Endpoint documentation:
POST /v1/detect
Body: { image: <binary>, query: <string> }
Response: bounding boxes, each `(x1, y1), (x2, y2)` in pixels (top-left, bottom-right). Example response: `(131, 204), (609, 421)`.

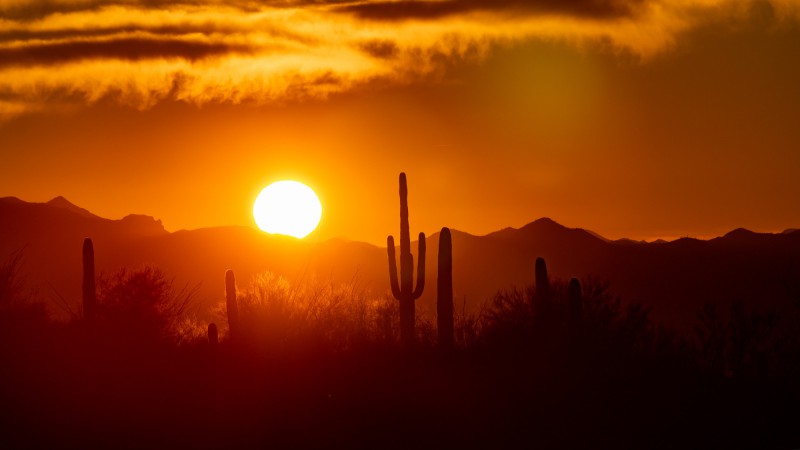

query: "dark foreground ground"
(2, 311), (798, 450)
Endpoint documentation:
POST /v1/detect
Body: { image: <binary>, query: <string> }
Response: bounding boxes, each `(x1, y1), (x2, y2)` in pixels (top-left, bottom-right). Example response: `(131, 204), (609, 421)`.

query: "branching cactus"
(568, 277), (583, 324)
(437, 227), (454, 350)
(82, 237), (96, 325)
(225, 269), (239, 340)
(387, 172), (426, 345)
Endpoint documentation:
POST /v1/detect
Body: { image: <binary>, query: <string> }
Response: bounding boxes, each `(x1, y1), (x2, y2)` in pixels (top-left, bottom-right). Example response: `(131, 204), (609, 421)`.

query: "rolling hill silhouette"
(2, 197), (798, 329)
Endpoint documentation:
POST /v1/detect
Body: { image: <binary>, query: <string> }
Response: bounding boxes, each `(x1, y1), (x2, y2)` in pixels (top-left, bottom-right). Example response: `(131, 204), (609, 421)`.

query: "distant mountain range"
(2, 196), (799, 331)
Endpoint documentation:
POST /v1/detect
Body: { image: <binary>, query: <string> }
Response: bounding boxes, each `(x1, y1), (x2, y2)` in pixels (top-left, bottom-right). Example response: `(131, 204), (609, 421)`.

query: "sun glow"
(253, 181), (322, 238)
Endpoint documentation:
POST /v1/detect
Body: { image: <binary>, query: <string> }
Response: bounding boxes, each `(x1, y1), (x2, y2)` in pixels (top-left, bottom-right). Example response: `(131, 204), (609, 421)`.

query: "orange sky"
(1, 0), (799, 245)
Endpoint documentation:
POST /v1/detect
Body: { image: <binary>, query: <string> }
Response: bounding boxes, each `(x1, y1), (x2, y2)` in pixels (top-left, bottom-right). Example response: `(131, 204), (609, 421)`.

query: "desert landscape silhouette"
(1, 172), (799, 448)
(3, 0), (800, 447)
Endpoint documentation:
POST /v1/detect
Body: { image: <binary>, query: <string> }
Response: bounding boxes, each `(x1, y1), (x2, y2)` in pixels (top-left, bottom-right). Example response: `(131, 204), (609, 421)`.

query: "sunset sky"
(1, 0), (799, 244)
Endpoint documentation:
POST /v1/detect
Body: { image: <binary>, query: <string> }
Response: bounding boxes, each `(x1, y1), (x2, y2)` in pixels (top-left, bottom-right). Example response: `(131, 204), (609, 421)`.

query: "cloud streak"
(0, 37), (256, 68)
(0, 0), (795, 117)
(336, 0), (646, 21)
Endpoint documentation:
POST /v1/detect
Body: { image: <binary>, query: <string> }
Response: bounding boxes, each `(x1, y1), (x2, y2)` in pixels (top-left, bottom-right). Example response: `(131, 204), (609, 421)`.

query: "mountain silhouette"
(45, 196), (100, 219)
(1, 197), (798, 329)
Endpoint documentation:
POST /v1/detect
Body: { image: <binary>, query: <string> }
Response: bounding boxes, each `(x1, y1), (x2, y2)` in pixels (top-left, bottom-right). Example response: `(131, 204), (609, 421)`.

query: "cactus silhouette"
(225, 269), (239, 340)
(208, 322), (219, 348)
(82, 237), (96, 325)
(438, 227), (454, 350)
(568, 277), (582, 324)
(535, 257), (550, 300)
(387, 172), (426, 345)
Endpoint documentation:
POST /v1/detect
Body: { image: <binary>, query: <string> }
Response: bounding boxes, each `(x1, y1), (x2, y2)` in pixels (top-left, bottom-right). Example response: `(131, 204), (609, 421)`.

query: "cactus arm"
(388, 235), (402, 300)
(412, 232), (426, 300)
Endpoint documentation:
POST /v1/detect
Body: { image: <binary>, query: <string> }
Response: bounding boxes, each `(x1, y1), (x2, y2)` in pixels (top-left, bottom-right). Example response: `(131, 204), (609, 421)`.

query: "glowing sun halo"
(253, 181), (322, 238)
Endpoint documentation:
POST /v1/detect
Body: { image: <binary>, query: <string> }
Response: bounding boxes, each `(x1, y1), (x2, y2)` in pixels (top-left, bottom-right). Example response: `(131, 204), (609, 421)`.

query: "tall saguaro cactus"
(82, 237), (96, 325)
(225, 269), (239, 340)
(387, 172), (426, 345)
(437, 227), (454, 350)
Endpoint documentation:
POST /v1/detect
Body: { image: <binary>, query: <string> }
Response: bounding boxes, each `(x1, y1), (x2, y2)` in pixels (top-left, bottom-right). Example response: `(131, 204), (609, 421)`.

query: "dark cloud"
(0, 1), (239, 21)
(336, 0), (646, 21)
(359, 39), (400, 59)
(2, 0), (645, 23)
(0, 23), (316, 46)
(0, 26), (224, 44)
(0, 0), (347, 21)
(0, 38), (255, 68)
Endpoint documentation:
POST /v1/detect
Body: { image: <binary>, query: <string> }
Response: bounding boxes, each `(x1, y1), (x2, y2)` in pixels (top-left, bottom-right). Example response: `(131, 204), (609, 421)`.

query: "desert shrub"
(216, 271), (389, 353)
(452, 297), (483, 349)
(0, 248), (26, 306)
(480, 277), (656, 361)
(97, 265), (196, 344)
(172, 316), (211, 346)
(0, 248), (48, 333)
(694, 300), (799, 379)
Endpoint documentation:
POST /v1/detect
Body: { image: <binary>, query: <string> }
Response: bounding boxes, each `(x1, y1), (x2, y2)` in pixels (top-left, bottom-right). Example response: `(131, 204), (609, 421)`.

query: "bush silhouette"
(481, 275), (658, 366)
(694, 300), (800, 379)
(0, 248), (47, 332)
(96, 265), (195, 345)
(215, 271), (389, 353)
(0, 248), (26, 306)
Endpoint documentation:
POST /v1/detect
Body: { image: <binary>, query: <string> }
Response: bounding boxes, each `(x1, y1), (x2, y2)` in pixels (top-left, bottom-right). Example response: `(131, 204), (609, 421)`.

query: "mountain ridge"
(2, 196), (799, 331)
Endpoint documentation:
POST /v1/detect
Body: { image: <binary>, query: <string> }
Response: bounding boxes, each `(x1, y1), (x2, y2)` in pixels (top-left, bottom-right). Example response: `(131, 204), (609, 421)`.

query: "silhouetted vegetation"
(0, 248), (26, 305)
(82, 237), (96, 326)
(220, 270), (389, 354)
(387, 172), (426, 346)
(94, 265), (196, 344)
(437, 227), (454, 350)
(695, 300), (800, 380)
(1, 241), (798, 449)
(0, 248), (48, 339)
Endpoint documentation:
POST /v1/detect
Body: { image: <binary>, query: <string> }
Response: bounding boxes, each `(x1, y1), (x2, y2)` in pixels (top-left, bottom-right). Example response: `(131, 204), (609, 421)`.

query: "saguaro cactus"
(225, 269), (239, 340)
(437, 227), (454, 350)
(82, 238), (96, 325)
(568, 277), (583, 324)
(208, 322), (219, 348)
(535, 257), (550, 300)
(387, 172), (426, 345)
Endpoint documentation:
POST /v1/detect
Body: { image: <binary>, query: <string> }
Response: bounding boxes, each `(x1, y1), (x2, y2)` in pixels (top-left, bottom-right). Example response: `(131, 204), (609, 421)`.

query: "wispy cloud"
(0, 0), (795, 117)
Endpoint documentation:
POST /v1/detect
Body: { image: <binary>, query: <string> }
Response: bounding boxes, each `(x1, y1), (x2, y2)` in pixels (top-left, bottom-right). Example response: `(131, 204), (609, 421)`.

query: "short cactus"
(82, 237), (96, 325)
(535, 257), (550, 300)
(568, 277), (582, 323)
(387, 172), (426, 345)
(437, 227), (454, 350)
(208, 322), (219, 348)
(225, 269), (239, 340)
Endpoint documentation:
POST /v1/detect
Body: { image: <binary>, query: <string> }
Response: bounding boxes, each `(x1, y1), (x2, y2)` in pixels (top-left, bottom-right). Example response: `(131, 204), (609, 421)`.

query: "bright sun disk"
(253, 181), (322, 238)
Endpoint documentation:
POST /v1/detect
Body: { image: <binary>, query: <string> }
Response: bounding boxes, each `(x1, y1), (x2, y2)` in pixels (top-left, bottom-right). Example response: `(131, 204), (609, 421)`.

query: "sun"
(253, 181), (322, 238)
